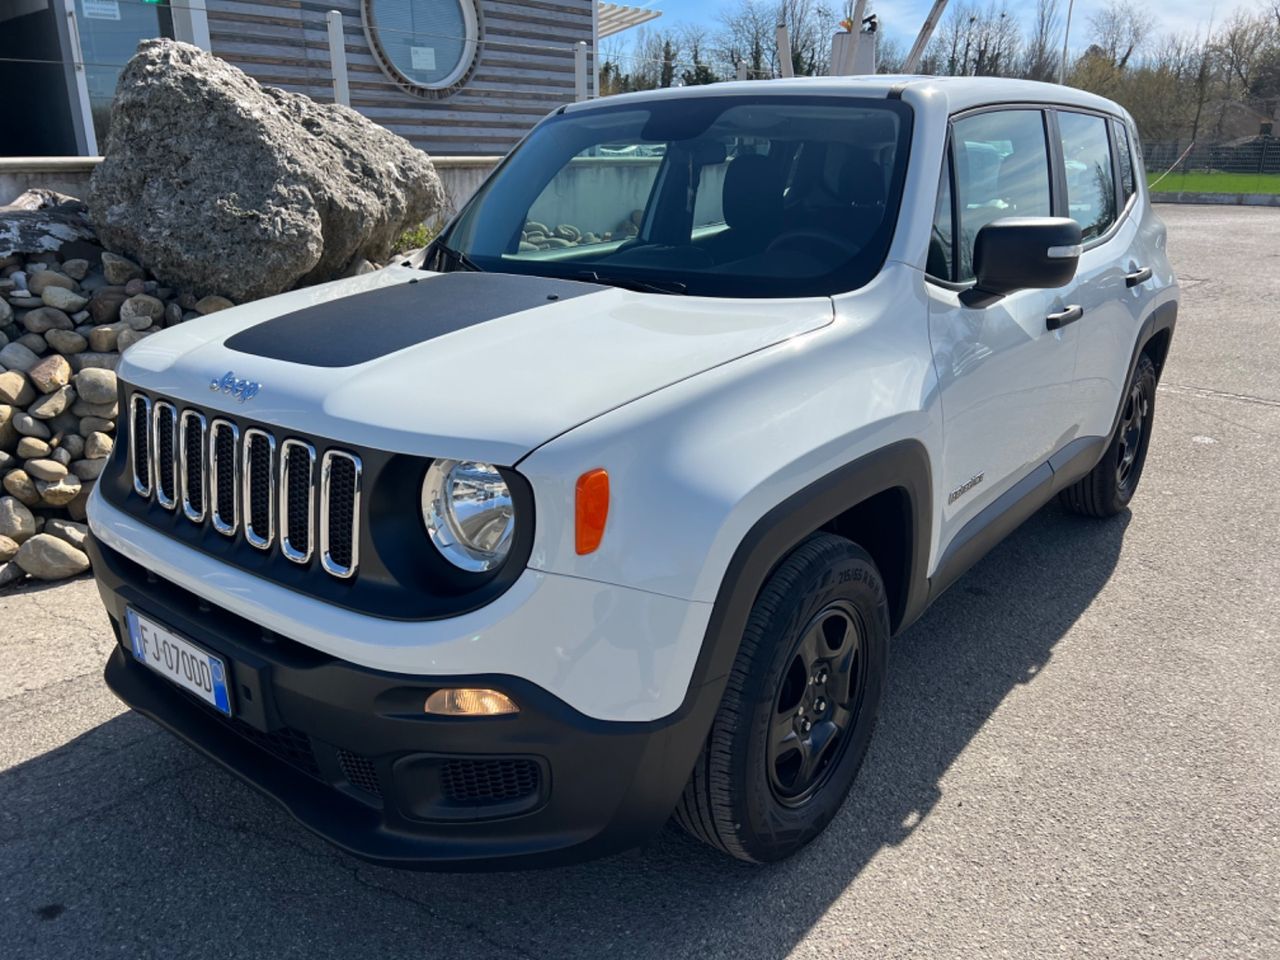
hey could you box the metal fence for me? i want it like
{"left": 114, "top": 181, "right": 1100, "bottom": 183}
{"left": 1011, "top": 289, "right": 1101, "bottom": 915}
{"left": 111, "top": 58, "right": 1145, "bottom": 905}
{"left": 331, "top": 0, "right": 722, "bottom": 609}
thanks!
{"left": 1142, "top": 138, "right": 1280, "bottom": 194}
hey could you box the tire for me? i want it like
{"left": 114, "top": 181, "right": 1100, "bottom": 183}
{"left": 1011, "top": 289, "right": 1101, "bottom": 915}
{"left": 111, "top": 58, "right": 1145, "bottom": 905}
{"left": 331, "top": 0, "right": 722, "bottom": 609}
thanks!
{"left": 674, "top": 533, "right": 889, "bottom": 863}
{"left": 1059, "top": 353, "right": 1158, "bottom": 518}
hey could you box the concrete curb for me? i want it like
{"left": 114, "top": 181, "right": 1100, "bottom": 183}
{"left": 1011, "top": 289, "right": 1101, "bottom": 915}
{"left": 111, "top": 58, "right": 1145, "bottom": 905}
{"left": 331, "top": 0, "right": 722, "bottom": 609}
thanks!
{"left": 1151, "top": 191, "right": 1280, "bottom": 207}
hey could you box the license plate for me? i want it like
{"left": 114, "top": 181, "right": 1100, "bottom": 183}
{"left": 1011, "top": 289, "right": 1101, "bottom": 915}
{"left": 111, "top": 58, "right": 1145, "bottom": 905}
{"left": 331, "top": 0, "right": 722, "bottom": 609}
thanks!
{"left": 126, "top": 609, "right": 232, "bottom": 716}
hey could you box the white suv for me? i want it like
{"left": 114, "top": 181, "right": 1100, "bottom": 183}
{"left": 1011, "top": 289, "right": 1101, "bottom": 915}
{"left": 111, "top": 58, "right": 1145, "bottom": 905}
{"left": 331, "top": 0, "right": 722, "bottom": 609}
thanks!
{"left": 87, "top": 76, "right": 1177, "bottom": 868}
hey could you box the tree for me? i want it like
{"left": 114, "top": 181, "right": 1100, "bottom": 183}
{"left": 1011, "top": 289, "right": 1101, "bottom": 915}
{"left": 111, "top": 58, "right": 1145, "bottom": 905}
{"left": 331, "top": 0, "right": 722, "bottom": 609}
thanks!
{"left": 1087, "top": 0, "right": 1149, "bottom": 71}
{"left": 1021, "top": 0, "right": 1061, "bottom": 82}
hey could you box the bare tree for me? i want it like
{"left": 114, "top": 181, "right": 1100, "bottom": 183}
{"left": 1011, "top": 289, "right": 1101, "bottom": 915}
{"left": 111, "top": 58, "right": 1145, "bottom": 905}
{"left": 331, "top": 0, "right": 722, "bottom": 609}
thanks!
{"left": 1021, "top": 0, "right": 1061, "bottom": 81}
{"left": 1088, "top": 0, "right": 1149, "bottom": 70}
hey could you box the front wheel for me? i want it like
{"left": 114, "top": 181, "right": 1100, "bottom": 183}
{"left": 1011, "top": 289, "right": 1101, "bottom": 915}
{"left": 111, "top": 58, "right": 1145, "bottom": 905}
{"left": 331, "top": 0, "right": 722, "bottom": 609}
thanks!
{"left": 1060, "top": 353, "right": 1158, "bottom": 518}
{"left": 674, "top": 534, "right": 888, "bottom": 862}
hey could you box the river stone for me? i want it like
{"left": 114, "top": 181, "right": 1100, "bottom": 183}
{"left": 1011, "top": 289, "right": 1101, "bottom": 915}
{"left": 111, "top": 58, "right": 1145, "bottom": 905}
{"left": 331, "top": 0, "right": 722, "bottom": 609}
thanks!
{"left": 72, "top": 457, "right": 107, "bottom": 480}
{"left": 45, "top": 329, "right": 87, "bottom": 354}
{"left": 84, "top": 430, "right": 114, "bottom": 459}
{"left": 45, "top": 518, "right": 88, "bottom": 551}
{"left": 16, "top": 333, "right": 47, "bottom": 356}
{"left": 89, "top": 40, "right": 445, "bottom": 302}
{"left": 74, "top": 368, "right": 118, "bottom": 405}
{"left": 101, "top": 252, "right": 143, "bottom": 285}
{"left": 80, "top": 416, "right": 114, "bottom": 434}
{"left": 117, "top": 327, "right": 156, "bottom": 352}
{"left": 22, "top": 306, "right": 72, "bottom": 334}
{"left": 194, "top": 295, "right": 234, "bottom": 315}
{"left": 28, "top": 354, "right": 72, "bottom": 393}
{"left": 68, "top": 352, "right": 120, "bottom": 373}
{"left": 0, "top": 496, "right": 36, "bottom": 541}
{"left": 60, "top": 433, "right": 85, "bottom": 459}
{"left": 0, "top": 534, "right": 16, "bottom": 562}
{"left": 88, "top": 289, "right": 127, "bottom": 324}
{"left": 120, "top": 294, "right": 162, "bottom": 329}
{"left": 25, "top": 458, "right": 67, "bottom": 482}
{"left": 13, "top": 412, "right": 50, "bottom": 438}
{"left": 2, "top": 470, "right": 39, "bottom": 507}
{"left": 63, "top": 258, "right": 89, "bottom": 281}
{"left": 36, "top": 473, "right": 81, "bottom": 506}
{"left": 51, "top": 446, "right": 71, "bottom": 467}
{"left": 0, "top": 341, "right": 39, "bottom": 372}
{"left": 0, "top": 371, "right": 34, "bottom": 406}
{"left": 88, "top": 322, "right": 124, "bottom": 352}
{"left": 16, "top": 436, "right": 50, "bottom": 459}
{"left": 25, "top": 270, "right": 75, "bottom": 296}
{"left": 14, "top": 533, "right": 90, "bottom": 579}
{"left": 28, "top": 385, "right": 75, "bottom": 420}
{"left": 67, "top": 479, "right": 94, "bottom": 521}
{"left": 0, "top": 298, "right": 11, "bottom": 324}
{"left": 72, "top": 399, "right": 117, "bottom": 419}
{"left": 42, "top": 286, "right": 88, "bottom": 312}
{"left": 164, "top": 301, "right": 183, "bottom": 326}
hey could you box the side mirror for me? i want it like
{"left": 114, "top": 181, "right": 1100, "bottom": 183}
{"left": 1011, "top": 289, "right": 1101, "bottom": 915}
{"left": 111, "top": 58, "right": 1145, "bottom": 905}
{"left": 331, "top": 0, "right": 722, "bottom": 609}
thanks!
{"left": 964, "top": 217, "right": 1082, "bottom": 305}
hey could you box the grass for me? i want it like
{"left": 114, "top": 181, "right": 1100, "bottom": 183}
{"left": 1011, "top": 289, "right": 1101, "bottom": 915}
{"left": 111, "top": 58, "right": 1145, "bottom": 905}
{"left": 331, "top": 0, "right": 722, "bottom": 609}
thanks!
{"left": 1147, "top": 170, "right": 1280, "bottom": 195}
{"left": 392, "top": 221, "right": 439, "bottom": 255}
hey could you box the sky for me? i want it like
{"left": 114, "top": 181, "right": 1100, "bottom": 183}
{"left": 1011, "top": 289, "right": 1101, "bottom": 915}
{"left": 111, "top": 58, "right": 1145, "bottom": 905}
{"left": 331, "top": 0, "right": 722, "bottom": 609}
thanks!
{"left": 621, "top": 0, "right": 1273, "bottom": 54}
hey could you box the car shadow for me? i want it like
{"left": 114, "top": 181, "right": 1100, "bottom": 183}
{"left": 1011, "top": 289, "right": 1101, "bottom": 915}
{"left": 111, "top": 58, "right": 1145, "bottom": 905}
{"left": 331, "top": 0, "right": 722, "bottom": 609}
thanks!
{"left": 2, "top": 503, "right": 1130, "bottom": 959}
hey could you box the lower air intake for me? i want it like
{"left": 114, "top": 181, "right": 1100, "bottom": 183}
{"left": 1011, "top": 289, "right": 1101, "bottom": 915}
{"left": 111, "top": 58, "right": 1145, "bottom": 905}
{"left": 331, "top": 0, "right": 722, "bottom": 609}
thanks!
{"left": 440, "top": 758, "right": 541, "bottom": 805}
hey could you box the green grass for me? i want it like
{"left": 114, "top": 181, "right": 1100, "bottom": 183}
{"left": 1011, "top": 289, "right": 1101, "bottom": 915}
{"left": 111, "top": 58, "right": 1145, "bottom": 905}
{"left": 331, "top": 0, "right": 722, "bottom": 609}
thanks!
{"left": 1147, "top": 170, "right": 1280, "bottom": 195}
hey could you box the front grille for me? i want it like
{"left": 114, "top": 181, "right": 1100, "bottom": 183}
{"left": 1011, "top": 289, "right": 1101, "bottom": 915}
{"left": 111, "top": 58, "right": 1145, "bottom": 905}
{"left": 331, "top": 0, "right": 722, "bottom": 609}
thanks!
{"left": 337, "top": 749, "right": 383, "bottom": 798}
{"left": 320, "top": 450, "right": 361, "bottom": 578}
{"left": 242, "top": 429, "right": 275, "bottom": 550}
{"left": 152, "top": 401, "right": 178, "bottom": 510}
{"left": 225, "top": 719, "right": 321, "bottom": 780}
{"left": 440, "top": 758, "right": 541, "bottom": 805}
{"left": 210, "top": 419, "right": 239, "bottom": 536}
{"left": 128, "top": 392, "right": 359, "bottom": 579}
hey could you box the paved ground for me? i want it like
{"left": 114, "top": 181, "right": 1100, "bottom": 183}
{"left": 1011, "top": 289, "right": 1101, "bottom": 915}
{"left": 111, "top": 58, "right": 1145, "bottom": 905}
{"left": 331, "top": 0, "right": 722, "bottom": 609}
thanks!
{"left": 2, "top": 205, "right": 1278, "bottom": 959}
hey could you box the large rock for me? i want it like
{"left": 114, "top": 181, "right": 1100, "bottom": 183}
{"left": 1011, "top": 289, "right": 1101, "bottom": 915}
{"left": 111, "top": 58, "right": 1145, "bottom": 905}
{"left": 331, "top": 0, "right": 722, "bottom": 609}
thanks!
{"left": 0, "top": 190, "right": 97, "bottom": 259}
{"left": 90, "top": 40, "right": 445, "bottom": 302}
{"left": 13, "top": 533, "right": 90, "bottom": 580}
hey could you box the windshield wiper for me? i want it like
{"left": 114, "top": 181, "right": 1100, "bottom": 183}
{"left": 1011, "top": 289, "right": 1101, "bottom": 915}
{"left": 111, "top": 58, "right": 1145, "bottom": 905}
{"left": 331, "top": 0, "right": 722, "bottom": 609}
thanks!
{"left": 573, "top": 271, "right": 687, "bottom": 295}
{"left": 425, "top": 239, "right": 484, "bottom": 273}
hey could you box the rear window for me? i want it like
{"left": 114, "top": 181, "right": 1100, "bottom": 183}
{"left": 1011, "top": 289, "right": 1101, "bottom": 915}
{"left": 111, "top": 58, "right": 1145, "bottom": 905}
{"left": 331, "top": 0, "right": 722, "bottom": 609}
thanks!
{"left": 1058, "top": 111, "right": 1118, "bottom": 241}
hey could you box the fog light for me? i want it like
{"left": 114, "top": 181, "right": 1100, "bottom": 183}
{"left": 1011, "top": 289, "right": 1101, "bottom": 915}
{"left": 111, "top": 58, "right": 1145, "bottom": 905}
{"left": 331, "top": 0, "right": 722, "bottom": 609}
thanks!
{"left": 424, "top": 688, "right": 519, "bottom": 716}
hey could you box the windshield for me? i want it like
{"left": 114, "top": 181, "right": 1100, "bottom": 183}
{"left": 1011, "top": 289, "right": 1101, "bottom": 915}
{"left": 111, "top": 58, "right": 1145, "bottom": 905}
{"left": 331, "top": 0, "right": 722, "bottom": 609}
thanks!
{"left": 440, "top": 96, "right": 912, "bottom": 298}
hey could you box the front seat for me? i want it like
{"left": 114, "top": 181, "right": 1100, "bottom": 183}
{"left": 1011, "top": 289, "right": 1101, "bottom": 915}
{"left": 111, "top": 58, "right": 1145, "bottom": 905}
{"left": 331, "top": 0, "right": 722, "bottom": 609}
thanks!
{"left": 705, "top": 154, "right": 784, "bottom": 264}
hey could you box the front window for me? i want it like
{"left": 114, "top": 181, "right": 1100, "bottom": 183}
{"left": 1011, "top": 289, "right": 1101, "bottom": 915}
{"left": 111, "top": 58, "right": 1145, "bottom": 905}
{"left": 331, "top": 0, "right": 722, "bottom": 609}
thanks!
{"left": 440, "top": 96, "right": 913, "bottom": 298}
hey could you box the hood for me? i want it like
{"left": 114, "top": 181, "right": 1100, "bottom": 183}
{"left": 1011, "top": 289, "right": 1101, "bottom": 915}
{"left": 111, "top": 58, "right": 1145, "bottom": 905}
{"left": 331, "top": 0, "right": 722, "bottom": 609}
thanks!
{"left": 117, "top": 267, "right": 833, "bottom": 464}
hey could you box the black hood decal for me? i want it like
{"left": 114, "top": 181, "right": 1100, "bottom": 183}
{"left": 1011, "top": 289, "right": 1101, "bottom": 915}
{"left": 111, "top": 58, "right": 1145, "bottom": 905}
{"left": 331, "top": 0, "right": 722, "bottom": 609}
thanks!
{"left": 224, "top": 271, "right": 605, "bottom": 368}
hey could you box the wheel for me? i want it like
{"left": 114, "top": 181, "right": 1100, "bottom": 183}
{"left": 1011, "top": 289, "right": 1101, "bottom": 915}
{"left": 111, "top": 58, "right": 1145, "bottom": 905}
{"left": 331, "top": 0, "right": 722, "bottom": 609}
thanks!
{"left": 1059, "top": 353, "right": 1158, "bottom": 518}
{"left": 674, "top": 533, "right": 888, "bottom": 862}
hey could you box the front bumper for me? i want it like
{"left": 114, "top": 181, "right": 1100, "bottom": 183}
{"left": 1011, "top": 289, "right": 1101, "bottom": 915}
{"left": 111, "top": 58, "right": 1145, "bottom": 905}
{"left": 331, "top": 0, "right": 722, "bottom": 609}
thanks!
{"left": 90, "top": 536, "right": 715, "bottom": 870}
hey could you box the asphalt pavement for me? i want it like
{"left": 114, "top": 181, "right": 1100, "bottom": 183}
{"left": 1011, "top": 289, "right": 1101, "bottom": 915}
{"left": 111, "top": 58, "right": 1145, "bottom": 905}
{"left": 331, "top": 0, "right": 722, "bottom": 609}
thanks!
{"left": 1, "top": 204, "right": 1277, "bottom": 959}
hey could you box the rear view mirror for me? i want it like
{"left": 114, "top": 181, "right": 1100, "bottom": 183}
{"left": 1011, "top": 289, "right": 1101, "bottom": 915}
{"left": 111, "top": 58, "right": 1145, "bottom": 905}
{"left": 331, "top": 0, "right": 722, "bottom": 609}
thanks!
{"left": 964, "top": 217, "right": 1082, "bottom": 305}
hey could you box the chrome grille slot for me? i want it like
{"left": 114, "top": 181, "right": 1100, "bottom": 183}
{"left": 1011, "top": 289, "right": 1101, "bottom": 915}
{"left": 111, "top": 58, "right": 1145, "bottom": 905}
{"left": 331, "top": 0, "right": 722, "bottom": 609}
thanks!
{"left": 320, "top": 450, "right": 361, "bottom": 579}
{"left": 242, "top": 428, "right": 276, "bottom": 550}
{"left": 209, "top": 419, "right": 240, "bottom": 536}
{"left": 280, "top": 439, "right": 316, "bottom": 564}
{"left": 151, "top": 401, "right": 178, "bottom": 510}
{"left": 180, "top": 410, "right": 207, "bottom": 523}
{"left": 130, "top": 394, "right": 152, "bottom": 497}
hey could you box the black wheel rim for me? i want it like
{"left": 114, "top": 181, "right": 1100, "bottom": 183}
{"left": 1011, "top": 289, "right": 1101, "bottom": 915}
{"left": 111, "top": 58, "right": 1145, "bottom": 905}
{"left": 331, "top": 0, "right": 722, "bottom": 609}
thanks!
{"left": 1116, "top": 377, "right": 1151, "bottom": 491}
{"left": 767, "top": 600, "right": 868, "bottom": 808}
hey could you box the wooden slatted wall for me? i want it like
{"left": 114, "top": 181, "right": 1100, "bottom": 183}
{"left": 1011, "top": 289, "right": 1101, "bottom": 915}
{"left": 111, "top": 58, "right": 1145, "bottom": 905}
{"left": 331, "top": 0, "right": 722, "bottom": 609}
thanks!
{"left": 204, "top": 0, "right": 593, "bottom": 155}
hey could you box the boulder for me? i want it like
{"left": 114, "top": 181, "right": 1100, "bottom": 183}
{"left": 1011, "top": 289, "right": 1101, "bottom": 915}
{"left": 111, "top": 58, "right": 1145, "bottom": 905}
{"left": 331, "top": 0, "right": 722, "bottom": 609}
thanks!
{"left": 28, "top": 354, "right": 72, "bottom": 394}
{"left": 13, "top": 533, "right": 90, "bottom": 580}
{"left": 0, "top": 496, "right": 37, "bottom": 541}
{"left": 90, "top": 40, "right": 445, "bottom": 303}
{"left": 0, "top": 371, "right": 34, "bottom": 406}
{"left": 73, "top": 368, "right": 118, "bottom": 405}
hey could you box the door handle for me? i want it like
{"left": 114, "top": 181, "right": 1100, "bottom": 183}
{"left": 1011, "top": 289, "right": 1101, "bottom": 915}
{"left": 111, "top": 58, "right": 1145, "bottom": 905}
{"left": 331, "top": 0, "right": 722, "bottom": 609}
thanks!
{"left": 1046, "top": 305, "right": 1083, "bottom": 330}
{"left": 1125, "top": 266, "right": 1153, "bottom": 287}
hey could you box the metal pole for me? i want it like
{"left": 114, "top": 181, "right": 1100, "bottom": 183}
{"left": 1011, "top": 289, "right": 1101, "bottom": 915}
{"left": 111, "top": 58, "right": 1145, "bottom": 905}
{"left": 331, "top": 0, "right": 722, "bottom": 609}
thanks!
{"left": 1058, "top": 0, "right": 1075, "bottom": 85}
{"left": 574, "top": 41, "right": 588, "bottom": 101}
{"left": 326, "top": 11, "right": 350, "bottom": 107}
{"left": 904, "top": 0, "right": 950, "bottom": 73}
{"left": 63, "top": 0, "right": 98, "bottom": 156}
{"left": 737, "top": 60, "right": 748, "bottom": 82}
{"left": 776, "top": 23, "right": 794, "bottom": 77}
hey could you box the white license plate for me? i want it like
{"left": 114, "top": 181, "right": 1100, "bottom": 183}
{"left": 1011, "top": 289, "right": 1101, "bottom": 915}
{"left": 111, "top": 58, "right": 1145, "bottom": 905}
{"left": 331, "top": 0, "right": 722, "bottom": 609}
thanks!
{"left": 127, "top": 609, "right": 232, "bottom": 716}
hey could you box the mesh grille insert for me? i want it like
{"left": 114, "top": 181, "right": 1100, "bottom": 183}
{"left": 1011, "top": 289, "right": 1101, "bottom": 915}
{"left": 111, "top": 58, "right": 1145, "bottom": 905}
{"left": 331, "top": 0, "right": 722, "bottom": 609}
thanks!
{"left": 247, "top": 433, "right": 272, "bottom": 538}
{"left": 325, "top": 456, "right": 357, "bottom": 571}
{"left": 213, "top": 424, "right": 236, "bottom": 526}
{"left": 183, "top": 413, "right": 204, "bottom": 516}
{"left": 440, "top": 758, "right": 541, "bottom": 805}
{"left": 156, "top": 406, "right": 176, "bottom": 505}
{"left": 337, "top": 749, "right": 382, "bottom": 798}
{"left": 285, "top": 444, "right": 312, "bottom": 555}
{"left": 131, "top": 397, "right": 150, "bottom": 493}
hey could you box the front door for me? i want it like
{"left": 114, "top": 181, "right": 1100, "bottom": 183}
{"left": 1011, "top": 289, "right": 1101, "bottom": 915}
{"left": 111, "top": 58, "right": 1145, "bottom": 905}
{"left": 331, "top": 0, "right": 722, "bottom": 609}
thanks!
{"left": 926, "top": 108, "right": 1085, "bottom": 554}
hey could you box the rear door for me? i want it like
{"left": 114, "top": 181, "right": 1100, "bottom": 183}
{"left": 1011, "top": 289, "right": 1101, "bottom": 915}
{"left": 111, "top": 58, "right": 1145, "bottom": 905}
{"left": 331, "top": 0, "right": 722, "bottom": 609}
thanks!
{"left": 1053, "top": 109, "right": 1146, "bottom": 439}
{"left": 927, "top": 107, "right": 1087, "bottom": 553}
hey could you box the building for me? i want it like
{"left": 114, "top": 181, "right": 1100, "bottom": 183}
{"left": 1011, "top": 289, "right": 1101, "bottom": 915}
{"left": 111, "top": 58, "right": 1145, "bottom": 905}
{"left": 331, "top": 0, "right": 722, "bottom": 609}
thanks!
{"left": 1, "top": 0, "right": 659, "bottom": 158}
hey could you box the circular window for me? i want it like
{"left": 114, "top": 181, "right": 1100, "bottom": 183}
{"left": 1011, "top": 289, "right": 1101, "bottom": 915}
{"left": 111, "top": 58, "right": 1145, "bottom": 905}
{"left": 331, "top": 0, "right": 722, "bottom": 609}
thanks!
{"left": 363, "top": 0, "right": 481, "bottom": 98}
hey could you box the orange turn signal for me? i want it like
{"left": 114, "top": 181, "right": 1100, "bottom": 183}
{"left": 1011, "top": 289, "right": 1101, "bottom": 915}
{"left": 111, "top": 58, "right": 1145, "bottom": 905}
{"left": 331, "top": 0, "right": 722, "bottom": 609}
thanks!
{"left": 575, "top": 468, "right": 610, "bottom": 555}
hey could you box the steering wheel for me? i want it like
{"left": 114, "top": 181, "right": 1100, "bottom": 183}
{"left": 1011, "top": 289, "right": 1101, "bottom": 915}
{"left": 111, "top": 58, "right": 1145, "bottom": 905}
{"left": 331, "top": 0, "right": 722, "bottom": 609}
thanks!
{"left": 765, "top": 229, "right": 862, "bottom": 263}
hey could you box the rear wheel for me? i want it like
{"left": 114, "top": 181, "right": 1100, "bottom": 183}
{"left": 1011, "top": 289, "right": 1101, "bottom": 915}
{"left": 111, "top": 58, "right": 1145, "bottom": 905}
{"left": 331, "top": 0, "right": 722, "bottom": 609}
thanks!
{"left": 1060, "top": 353, "right": 1157, "bottom": 518}
{"left": 674, "top": 534, "right": 888, "bottom": 862}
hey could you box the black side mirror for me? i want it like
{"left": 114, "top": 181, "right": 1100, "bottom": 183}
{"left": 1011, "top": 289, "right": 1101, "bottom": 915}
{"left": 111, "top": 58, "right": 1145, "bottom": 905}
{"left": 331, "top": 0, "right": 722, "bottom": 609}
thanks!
{"left": 963, "top": 217, "right": 1083, "bottom": 306}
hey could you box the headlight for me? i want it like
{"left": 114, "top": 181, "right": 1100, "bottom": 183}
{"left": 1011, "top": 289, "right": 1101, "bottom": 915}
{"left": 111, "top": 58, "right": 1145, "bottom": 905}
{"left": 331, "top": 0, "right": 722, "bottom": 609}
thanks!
{"left": 421, "top": 459, "right": 516, "bottom": 572}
